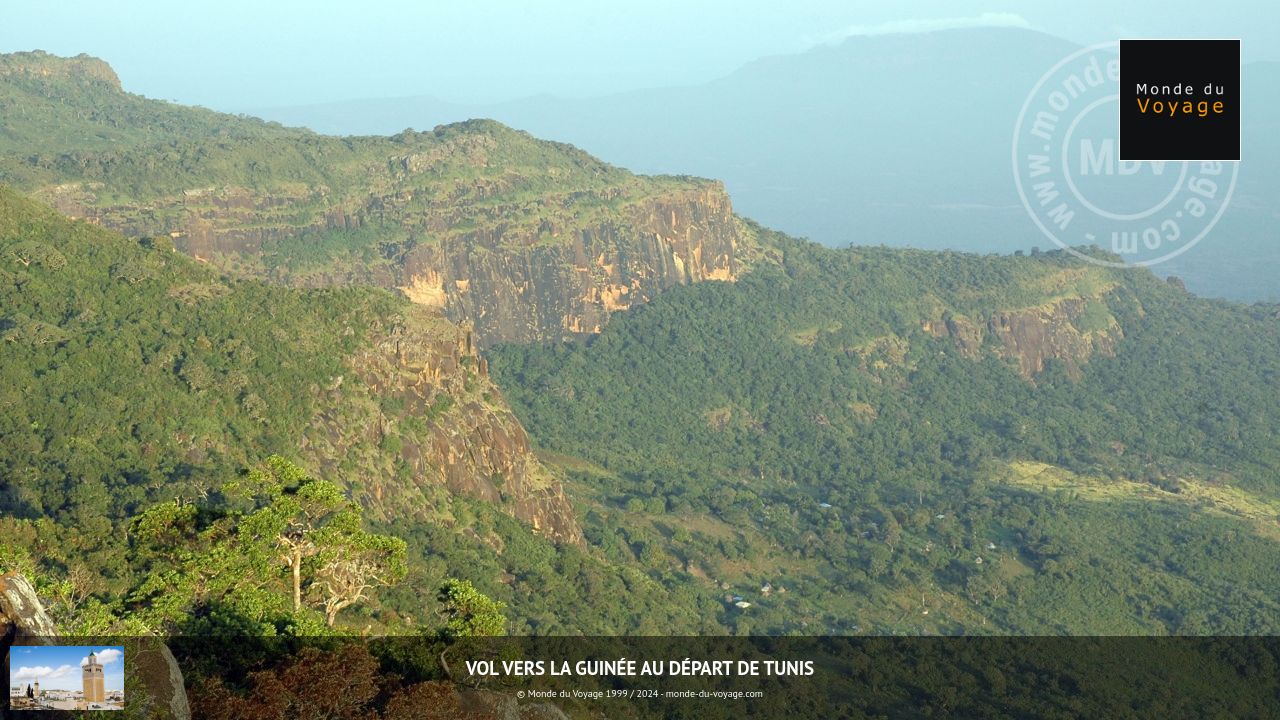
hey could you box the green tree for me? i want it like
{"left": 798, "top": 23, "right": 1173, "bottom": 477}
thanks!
{"left": 312, "top": 514, "right": 407, "bottom": 627}
{"left": 435, "top": 578, "right": 506, "bottom": 679}
{"left": 125, "top": 457, "right": 407, "bottom": 633}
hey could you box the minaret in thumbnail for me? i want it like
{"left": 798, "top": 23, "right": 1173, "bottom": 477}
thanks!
{"left": 82, "top": 652, "right": 105, "bottom": 703}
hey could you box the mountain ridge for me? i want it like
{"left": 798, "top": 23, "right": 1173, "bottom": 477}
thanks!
{"left": 0, "top": 52, "right": 749, "bottom": 347}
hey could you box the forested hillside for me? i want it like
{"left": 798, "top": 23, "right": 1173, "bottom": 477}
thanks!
{"left": 5, "top": 186, "right": 1278, "bottom": 638}
{"left": 491, "top": 226, "right": 1280, "bottom": 634}
{"left": 0, "top": 186, "right": 724, "bottom": 635}
{"left": 0, "top": 51, "right": 747, "bottom": 347}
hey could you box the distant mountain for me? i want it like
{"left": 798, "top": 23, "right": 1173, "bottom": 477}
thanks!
{"left": 257, "top": 28, "right": 1280, "bottom": 303}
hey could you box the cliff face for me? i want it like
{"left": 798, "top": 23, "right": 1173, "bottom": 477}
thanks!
{"left": 5, "top": 54, "right": 749, "bottom": 348}
{"left": 400, "top": 184, "right": 739, "bottom": 345}
{"left": 301, "top": 306, "right": 582, "bottom": 544}
{"left": 0, "top": 51, "right": 121, "bottom": 89}
{"left": 41, "top": 176, "right": 742, "bottom": 348}
{"left": 924, "top": 295, "right": 1122, "bottom": 379}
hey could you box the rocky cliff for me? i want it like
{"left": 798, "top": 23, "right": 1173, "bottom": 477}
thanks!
{"left": 37, "top": 149, "right": 744, "bottom": 348}
{"left": 302, "top": 305, "right": 582, "bottom": 544}
{"left": 0, "top": 50, "right": 121, "bottom": 89}
{"left": 923, "top": 294, "right": 1123, "bottom": 379}
{"left": 398, "top": 182, "right": 740, "bottom": 345}
{"left": 1, "top": 54, "right": 748, "bottom": 348}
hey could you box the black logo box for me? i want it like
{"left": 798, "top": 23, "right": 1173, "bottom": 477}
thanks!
{"left": 1120, "top": 39, "right": 1241, "bottom": 161}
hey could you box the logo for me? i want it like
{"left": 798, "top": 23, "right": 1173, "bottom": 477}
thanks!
{"left": 1012, "top": 42, "right": 1238, "bottom": 268}
{"left": 1119, "top": 39, "right": 1240, "bottom": 161}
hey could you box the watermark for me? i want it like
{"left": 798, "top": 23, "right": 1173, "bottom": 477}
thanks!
{"left": 1012, "top": 42, "right": 1238, "bottom": 267}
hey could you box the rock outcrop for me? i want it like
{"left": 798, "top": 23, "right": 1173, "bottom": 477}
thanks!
{"left": 0, "top": 50, "right": 121, "bottom": 89}
{"left": 43, "top": 177, "right": 743, "bottom": 348}
{"left": 400, "top": 183, "right": 740, "bottom": 345}
{"left": 924, "top": 295, "right": 1122, "bottom": 379}
{"left": 0, "top": 573, "right": 55, "bottom": 639}
{"left": 301, "top": 306, "right": 582, "bottom": 544}
{"left": 126, "top": 642, "right": 193, "bottom": 720}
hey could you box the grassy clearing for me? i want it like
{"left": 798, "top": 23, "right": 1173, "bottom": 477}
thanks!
{"left": 1003, "top": 461, "right": 1280, "bottom": 541}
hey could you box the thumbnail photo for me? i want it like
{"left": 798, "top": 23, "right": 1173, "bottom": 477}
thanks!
{"left": 8, "top": 646, "right": 124, "bottom": 711}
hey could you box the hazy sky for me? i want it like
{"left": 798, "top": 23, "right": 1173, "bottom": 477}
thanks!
{"left": 1, "top": 1, "right": 1275, "bottom": 109}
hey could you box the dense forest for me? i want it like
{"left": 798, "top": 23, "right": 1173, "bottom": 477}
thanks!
{"left": 490, "top": 226, "right": 1280, "bottom": 634}
{"left": 4, "top": 183, "right": 1280, "bottom": 639}
{"left": 0, "top": 186, "right": 724, "bottom": 637}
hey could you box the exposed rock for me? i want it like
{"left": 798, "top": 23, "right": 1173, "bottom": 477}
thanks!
{"left": 304, "top": 305, "right": 582, "bottom": 544}
{"left": 405, "top": 183, "right": 741, "bottom": 347}
{"left": 987, "top": 297, "right": 1120, "bottom": 379}
{"left": 0, "top": 573, "right": 55, "bottom": 638}
{"left": 923, "top": 314, "right": 983, "bottom": 358}
{"left": 127, "top": 640, "right": 192, "bottom": 720}
{"left": 926, "top": 296, "right": 1122, "bottom": 380}
{"left": 0, "top": 51, "right": 121, "bottom": 89}
{"left": 29, "top": 141, "right": 744, "bottom": 349}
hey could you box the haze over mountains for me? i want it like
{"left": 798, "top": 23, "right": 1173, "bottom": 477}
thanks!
{"left": 257, "top": 28, "right": 1280, "bottom": 303}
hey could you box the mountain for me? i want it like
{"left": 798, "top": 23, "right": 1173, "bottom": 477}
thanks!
{"left": 0, "top": 51, "right": 748, "bottom": 348}
{"left": 4, "top": 44, "right": 1280, "bottom": 639}
{"left": 491, "top": 225, "right": 1280, "bottom": 634}
{"left": 257, "top": 28, "right": 1280, "bottom": 303}
{"left": 0, "top": 185, "right": 735, "bottom": 634}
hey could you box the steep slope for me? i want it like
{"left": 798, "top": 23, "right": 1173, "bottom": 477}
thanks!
{"left": 0, "top": 51, "right": 747, "bottom": 347}
{"left": 1, "top": 186, "right": 748, "bottom": 635}
{"left": 0, "top": 184, "right": 577, "bottom": 543}
{"left": 491, "top": 227, "right": 1280, "bottom": 634}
